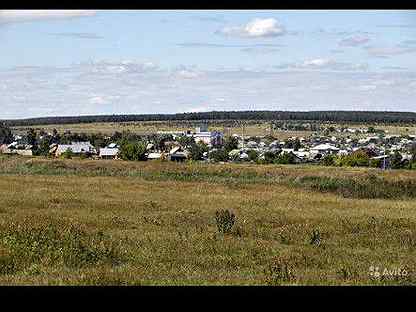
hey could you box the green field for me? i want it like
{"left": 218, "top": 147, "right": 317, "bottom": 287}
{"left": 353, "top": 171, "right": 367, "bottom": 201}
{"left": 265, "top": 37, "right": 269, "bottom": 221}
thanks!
{"left": 0, "top": 155, "right": 415, "bottom": 285}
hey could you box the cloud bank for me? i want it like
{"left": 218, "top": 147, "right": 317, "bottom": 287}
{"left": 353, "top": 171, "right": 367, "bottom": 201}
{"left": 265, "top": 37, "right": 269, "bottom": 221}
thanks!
{"left": 0, "top": 10, "right": 96, "bottom": 24}
{"left": 365, "top": 46, "right": 416, "bottom": 58}
{"left": 276, "top": 58, "right": 369, "bottom": 71}
{"left": 0, "top": 60, "right": 415, "bottom": 119}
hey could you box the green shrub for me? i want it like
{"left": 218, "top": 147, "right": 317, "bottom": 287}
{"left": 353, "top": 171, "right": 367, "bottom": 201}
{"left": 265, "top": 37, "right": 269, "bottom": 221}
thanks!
{"left": 262, "top": 151, "right": 278, "bottom": 164}
{"left": 274, "top": 152, "right": 297, "bottom": 165}
{"left": 188, "top": 142, "right": 209, "bottom": 161}
{"left": 119, "top": 141, "right": 147, "bottom": 161}
{"left": 369, "top": 158, "right": 383, "bottom": 168}
{"left": 338, "top": 150, "right": 369, "bottom": 167}
{"left": 215, "top": 209, "right": 236, "bottom": 234}
{"left": 61, "top": 148, "right": 74, "bottom": 159}
{"left": 209, "top": 149, "right": 229, "bottom": 162}
{"left": 247, "top": 149, "right": 259, "bottom": 162}
{"left": 321, "top": 154, "right": 337, "bottom": 166}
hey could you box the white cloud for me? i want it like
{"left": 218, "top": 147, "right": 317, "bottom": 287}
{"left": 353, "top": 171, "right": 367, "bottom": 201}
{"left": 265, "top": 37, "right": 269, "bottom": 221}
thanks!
{"left": 0, "top": 10, "right": 96, "bottom": 24}
{"left": 365, "top": 46, "right": 416, "bottom": 58}
{"left": 277, "top": 58, "right": 369, "bottom": 71}
{"left": 217, "top": 18, "right": 286, "bottom": 38}
{"left": 78, "top": 60, "right": 159, "bottom": 74}
{"left": 88, "top": 95, "right": 120, "bottom": 105}
{"left": 303, "top": 58, "right": 333, "bottom": 67}
{"left": 89, "top": 96, "right": 108, "bottom": 105}
{"left": 339, "top": 35, "right": 370, "bottom": 47}
{"left": 185, "top": 106, "right": 208, "bottom": 113}
{"left": 175, "top": 69, "right": 202, "bottom": 79}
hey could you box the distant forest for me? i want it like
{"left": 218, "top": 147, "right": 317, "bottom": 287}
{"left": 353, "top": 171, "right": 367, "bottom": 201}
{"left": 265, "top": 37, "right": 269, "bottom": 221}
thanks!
{"left": 3, "top": 111, "right": 416, "bottom": 127}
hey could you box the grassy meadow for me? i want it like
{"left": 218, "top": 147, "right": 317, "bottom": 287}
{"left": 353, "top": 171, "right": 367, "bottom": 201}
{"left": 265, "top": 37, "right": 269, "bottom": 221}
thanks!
{"left": 0, "top": 155, "right": 415, "bottom": 285}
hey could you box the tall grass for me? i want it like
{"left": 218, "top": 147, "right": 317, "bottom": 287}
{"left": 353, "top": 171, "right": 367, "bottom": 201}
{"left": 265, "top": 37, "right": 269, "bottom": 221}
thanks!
{"left": 0, "top": 218, "right": 124, "bottom": 275}
{"left": 1, "top": 156, "right": 415, "bottom": 199}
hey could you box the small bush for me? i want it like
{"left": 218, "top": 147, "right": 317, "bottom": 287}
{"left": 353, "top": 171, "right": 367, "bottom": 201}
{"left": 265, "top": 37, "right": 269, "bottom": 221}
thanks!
{"left": 215, "top": 209, "right": 236, "bottom": 234}
{"left": 265, "top": 259, "right": 296, "bottom": 285}
{"left": 61, "top": 148, "right": 74, "bottom": 159}
{"left": 309, "top": 229, "right": 322, "bottom": 246}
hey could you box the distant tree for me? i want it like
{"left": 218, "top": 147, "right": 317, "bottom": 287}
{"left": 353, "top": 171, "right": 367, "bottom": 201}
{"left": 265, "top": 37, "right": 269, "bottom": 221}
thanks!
{"left": 34, "top": 135, "right": 53, "bottom": 157}
{"left": 177, "top": 135, "right": 195, "bottom": 148}
{"left": 26, "top": 128, "right": 37, "bottom": 146}
{"left": 0, "top": 123, "right": 13, "bottom": 145}
{"left": 209, "top": 149, "right": 229, "bottom": 162}
{"left": 262, "top": 151, "right": 279, "bottom": 164}
{"left": 111, "top": 131, "right": 123, "bottom": 142}
{"left": 410, "top": 143, "right": 416, "bottom": 162}
{"left": 188, "top": 141, "right": 209, "bottom": 161}
{"left": 390, "top": 151, "right": 404, "bottom": 169}
{"left": 149, "top": 134, "right": 173, "bottom": 151}
{"left": 369, "top": 158, "right": 383, "bottom": 169}
{"left": 247, "top": 149, "right": 259, "bottom": 162}
{"left": 339, "top": 150, "right": 369, "bottom": 167}
{"left": 274, "top": 152, "right": 297, "bottom": 165}
{"left": 119, "top": 141, "right": 147, "bottom": 161}
{"left": 321, "top": 154, "right": 337, "bottom": 166}
{"left": 223, "top": 136, "right": 239, "bottom": 153}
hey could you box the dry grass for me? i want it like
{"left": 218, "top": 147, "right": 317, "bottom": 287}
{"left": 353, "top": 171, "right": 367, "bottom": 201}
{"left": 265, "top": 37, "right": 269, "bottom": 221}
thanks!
{"left": 11, "top": 120, "right": 313, "bottom": 138}
{"left": 11, "top": 120, "right": 416, "bottom": 139}
{"left": 0, "top": 156, "right": 415, "bottom": 285}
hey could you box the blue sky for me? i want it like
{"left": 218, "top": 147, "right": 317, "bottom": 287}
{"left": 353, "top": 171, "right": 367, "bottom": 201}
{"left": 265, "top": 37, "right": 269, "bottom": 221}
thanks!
{"left": 1, "top": 10, "right": 416, "bottom": 118}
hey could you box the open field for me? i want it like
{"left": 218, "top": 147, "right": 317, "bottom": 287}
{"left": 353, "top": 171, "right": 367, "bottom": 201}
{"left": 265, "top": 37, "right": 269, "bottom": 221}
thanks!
{"left": 0, "top": 155, "right": 415, "bottom": 285}
{"left": 11, "top": 120, "right": 416, "bottom": 138}
{"left": 11, "top": 120, "right": 308, "bottom": 138}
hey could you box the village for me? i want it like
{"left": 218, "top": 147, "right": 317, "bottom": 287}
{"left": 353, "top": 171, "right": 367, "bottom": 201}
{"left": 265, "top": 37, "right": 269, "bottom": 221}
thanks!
{"left": 1, "top": 123, "right": 416, "bottom": 170}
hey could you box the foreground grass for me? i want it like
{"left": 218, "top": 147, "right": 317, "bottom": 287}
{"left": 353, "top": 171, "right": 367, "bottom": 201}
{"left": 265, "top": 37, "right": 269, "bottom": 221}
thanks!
{"left": 0, "top": 156, "right": 415, "bottom": 285}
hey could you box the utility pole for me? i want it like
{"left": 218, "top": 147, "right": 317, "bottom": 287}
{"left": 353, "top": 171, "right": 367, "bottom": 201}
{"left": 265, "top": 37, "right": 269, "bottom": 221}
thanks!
{"left": 241, "top": 121, "right": 245, "bottom": 149}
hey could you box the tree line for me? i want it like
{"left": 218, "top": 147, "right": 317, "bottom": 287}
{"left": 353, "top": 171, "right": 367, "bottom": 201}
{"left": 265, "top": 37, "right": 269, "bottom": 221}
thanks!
{"left": 3, "top": 111, "right": 416, "bottom": 127}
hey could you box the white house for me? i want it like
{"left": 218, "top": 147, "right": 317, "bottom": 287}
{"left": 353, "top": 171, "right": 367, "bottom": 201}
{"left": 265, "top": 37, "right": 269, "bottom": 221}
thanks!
{"left": 99, "top": 147, "right": 119, "bottom": 159}
{"left": 310, "top": 144, "right": 340, "bottom": 156}
{"left": 55, "top": 142, "right": 96, "bottom": 157}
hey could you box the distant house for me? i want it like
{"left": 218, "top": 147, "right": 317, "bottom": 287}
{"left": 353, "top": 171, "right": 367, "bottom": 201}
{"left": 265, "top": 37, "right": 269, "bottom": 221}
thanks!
{"left": 293, "top": 150, "right": 310, "bottom": 160}
{"left": 0, "top": 144, "right": 9, "bottom": 154}
{"left": 193, "top": 126, "right": 224, "bottom": 146}
{"left": 0, "top": 142, "right": 33, "bottom": 156}
{"left": 147, "top": 152, "right": 163, "bottom": 160}
{"left": 169, "top": 146, "right": 188, "bottom": 162}
{"left": 55, "top": 142, "right": 96, "bottom": 157}
{"left": 14, "top": 149, "right": 33, "bottom": 156}
{"left": 246, "top": 141, "right": 258, "bottom": 148}
{"left": 310, "top": 144, "right": 340, "bottom": 155}
{"left": 281, "top": 148, "right": 295, "bottom": 154}
{"left": 99, "top": 147, "right": 119, "bottom": 160}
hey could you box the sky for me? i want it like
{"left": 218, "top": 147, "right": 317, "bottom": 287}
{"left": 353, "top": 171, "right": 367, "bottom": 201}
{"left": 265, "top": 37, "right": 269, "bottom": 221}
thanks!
{"left": 0, "top": 9, "right": 416, "bottom": 119}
